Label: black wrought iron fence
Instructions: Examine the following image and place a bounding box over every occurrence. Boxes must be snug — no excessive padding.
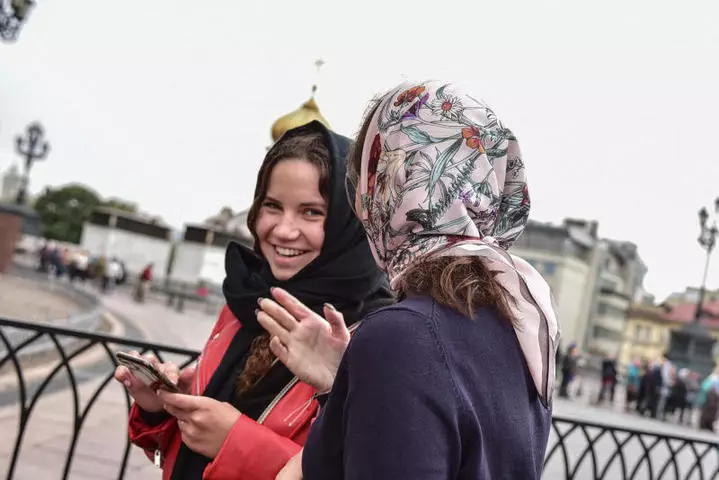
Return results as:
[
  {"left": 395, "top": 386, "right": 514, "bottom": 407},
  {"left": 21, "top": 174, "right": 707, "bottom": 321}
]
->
[
  {"left": 1, "top": 315, "right": 718, "bottom": 479},
  {"left": 0, "top": 316, "right": 199, "bottom": 479},
  {"left": 544, "top": 416, "right": 719, "bottom": 479}
]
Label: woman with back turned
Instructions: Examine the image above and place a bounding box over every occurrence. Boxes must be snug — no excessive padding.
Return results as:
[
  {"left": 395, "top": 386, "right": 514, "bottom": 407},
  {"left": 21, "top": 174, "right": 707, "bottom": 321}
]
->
[{"left": 259, "top": 81, "right": 560, "bottom": 479}]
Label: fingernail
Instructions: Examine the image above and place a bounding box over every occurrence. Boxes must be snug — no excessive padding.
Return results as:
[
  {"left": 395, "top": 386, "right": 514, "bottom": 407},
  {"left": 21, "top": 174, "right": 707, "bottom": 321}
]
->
[
  {"left": 324, "top": 303, "right": 337, "bottom": 311},
  {"left": 257, "top": 297, "right": 264, "bottom": 307},
  {"left": 254, "top": 308, "right": 260, "bottom": 316}
]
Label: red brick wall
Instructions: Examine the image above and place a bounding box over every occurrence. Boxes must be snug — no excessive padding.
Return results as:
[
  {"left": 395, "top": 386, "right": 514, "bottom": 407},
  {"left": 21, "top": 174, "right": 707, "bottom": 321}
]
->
[{"left": 0, "top": 212, "right": 22, "bottom": 273}]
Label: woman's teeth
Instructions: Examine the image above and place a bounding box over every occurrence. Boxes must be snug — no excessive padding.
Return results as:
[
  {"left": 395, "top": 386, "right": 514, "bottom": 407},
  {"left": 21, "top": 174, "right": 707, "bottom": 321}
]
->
[{"left": 275, "top": 246, "right": 305, "bottom": 257}]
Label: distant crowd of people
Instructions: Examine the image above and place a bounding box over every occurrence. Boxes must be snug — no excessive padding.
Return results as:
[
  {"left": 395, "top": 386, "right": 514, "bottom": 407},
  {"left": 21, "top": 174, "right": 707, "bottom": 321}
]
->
[
  {"left": 37, "top": 241, "right": 126, "bottom": 292},
  {"left": 35, "top": 241, "right": 154, "bottom": 300},
  {"left": 558, "top": 344, "right": 719, "bottom": 432}
]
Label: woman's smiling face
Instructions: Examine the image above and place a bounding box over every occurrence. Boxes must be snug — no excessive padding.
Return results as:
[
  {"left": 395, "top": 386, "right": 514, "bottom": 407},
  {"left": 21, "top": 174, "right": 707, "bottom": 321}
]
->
[{"left": 254, "top": 158, "right": 327, "bottom": 280}]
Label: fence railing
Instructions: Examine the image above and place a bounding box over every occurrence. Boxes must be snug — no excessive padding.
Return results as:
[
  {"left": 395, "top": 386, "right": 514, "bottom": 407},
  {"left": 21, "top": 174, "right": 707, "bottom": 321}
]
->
[
  {"left": 0, "top": 315, "right": 717, "bottom": 479},
  {"left": 544, "top": 416, "right": 719, "bottom": 479},
  {"left": 0, "top": 315, "right": 199, "bottom": 480}
]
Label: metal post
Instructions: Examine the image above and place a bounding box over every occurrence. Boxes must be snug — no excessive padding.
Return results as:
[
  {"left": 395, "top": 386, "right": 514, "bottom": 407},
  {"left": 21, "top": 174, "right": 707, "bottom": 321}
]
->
[{"left": 693, "top": 247, "right": 712, "bottom": 323}]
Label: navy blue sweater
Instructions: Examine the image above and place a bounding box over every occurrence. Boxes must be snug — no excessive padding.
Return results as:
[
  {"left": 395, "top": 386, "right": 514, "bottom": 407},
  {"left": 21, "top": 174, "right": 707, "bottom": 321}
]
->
[{"left": 302, "top": 296, "right": 551, "bottom": 479}]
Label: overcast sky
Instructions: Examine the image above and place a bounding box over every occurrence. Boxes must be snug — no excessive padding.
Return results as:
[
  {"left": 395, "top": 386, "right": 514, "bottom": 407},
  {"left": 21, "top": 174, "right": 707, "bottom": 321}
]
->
[{"left": 1, "top": 0, "right": 718, "bottom": 300}]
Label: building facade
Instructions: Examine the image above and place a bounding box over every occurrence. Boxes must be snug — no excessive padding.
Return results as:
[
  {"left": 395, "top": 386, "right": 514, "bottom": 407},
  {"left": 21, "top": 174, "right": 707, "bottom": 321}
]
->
[
  {"left": 0, "top": 164, "right": 22, "bottom": 203},
  {"left": 171, "top": 221, "right": 253, "bottom": 287},
  {"left": 511, "top": 218, "right": 647, "bottom": 356},
  {"left": 80, "top": 207, "right": 174, "bottom": 281},
  {"left": 663, "top": 287, "right": 719, "bottom": 307},
  {"left": 620, "top": 302, "right": 719, "bottom": 368}
]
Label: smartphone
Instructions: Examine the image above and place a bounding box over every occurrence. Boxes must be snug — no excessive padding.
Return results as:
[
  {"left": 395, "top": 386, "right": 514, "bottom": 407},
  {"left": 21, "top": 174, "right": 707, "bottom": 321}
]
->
[{"left": 116, "top": 351, "right": 181, "bottom": 393}]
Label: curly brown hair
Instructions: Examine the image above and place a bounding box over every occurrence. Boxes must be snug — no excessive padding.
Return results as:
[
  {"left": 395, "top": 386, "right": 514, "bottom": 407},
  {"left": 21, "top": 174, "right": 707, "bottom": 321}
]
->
[
  {"left": 348, "top": 100, "right": 515, "bottom": 325},
  {"left": 236, "top": 132, "right": 332, "bottom": 396}
]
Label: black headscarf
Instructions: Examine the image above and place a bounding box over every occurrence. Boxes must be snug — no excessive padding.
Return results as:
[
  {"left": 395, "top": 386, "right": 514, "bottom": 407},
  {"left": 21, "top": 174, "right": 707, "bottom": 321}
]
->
[{"left": 171, "top": 121, "right": 394, "bottom": 479}]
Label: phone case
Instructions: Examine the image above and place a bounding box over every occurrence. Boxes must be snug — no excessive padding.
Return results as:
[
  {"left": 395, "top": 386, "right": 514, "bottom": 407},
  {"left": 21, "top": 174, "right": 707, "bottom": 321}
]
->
[{"left": 116, "top": 353, "right": 181, "bottom": 393}]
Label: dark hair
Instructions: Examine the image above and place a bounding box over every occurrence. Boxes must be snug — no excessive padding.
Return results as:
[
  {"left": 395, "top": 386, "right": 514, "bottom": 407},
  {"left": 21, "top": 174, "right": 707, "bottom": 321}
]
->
[
  {"left": 396, "top": 256, "right": 515, "bottom": 323},
  {"left": 236, "top": 131, "right": 332, "bottom": 396},
  {"left": 350, "top": 99, "right": 515, "bottom": 325}
]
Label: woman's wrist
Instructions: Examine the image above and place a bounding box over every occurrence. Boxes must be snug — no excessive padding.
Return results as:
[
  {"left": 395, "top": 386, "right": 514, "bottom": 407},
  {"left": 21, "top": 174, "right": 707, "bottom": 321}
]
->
[
  {"left": 138, "top": 406, "right": 171, "bottom": 425},
  {"left": 316, "top": 369, "right": 337, "bottom": 394}
]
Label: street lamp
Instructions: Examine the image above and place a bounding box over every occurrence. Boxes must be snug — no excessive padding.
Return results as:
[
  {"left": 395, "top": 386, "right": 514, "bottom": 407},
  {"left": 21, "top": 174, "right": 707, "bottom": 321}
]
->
[
  {"left": 666, "top": 199, "right": 719, "bottom": 377},
  {"left": 0, "top": 0, "right": 36, "bottom": 42},
  {"left": 14, "top": 122, "right": 50, "bottom": 205},
  {"left": 694, "top": 202, "right": 719, "bottom": 322}
]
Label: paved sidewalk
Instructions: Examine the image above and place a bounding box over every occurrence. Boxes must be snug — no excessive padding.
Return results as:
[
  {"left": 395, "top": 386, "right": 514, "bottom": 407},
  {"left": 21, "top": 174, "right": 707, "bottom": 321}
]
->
[
  {"left": 0, "top": 375, "right": 161, "bottom": 479},
  {"left": 0, "top": 286, "right": 216, "bottom": 479},
  {"left": 0, "top": 274, "right": 82, "bottom": 321},
  {"left": 100, "top": 289, "right": 217, "bottom": 350}
]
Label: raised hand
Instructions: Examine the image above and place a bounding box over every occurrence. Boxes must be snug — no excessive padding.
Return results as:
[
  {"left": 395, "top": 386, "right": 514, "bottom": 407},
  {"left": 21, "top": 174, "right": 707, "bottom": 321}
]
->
[{"left": 256, "top": 287, "right": 350, "bottom": 393}]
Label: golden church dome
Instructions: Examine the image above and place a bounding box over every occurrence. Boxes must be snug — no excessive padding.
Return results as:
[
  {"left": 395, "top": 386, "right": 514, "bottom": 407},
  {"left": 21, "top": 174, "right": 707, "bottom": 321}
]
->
[{"left": 270, "top": 91, "right": 330, "bottom": 142}]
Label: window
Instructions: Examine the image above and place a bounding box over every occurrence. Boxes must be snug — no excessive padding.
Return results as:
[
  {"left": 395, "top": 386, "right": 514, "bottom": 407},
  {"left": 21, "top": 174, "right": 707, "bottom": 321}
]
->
[
  {"left": 634, "top": 325, "right": 644, "bottom": 340},
  {"left": 644, "top": 326, "right": 653, "bottom": 342},
  {"left": 593, "top": 326, "right": 623, "bottom": 341},
  {"left": 632, "top": 324, "right": 654, "bottom": 343},
  {"left": 601, "top": 278, "right": 620, "bottom": 291},
  {"left": 597, "top": 302, "right": 626, "bottom": 319}
]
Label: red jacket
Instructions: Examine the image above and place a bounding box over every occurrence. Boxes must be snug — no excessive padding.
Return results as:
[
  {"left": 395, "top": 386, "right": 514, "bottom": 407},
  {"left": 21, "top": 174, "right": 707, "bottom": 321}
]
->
[{"left": 127, "top": 306, "right": 318, "bottom": 479}]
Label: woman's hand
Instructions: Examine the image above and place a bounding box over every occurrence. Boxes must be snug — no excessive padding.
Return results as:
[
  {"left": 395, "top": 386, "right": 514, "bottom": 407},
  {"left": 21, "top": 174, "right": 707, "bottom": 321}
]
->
[
  {"left": 158, "top": 391, "right": 240, "bottom": 459},
  {"left": 276, "top": 449, "right": 303, "bottom": 479},
  {"left": 256, "top": 287, "right": 350, "bottom": 393},
  {"left": 114, "top": 351, "right": 195, "bottom": 412}
]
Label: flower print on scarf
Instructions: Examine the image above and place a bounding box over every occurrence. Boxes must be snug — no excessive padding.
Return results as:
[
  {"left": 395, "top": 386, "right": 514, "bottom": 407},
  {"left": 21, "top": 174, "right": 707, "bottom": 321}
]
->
[
  {"left": 366, "top": 134, "right": 382, "bottom": 202},
  {"left": 402, "top": 93, "right": 430, "bottom": 120},
  {"left": 428, "top": 88, "right": 463, "bottom": 121},
  {"left": 357, "top": 80, "right": 560, "bottom": 407},
  {"left": 394, "top": 85, "right": 426, "bottom": 107},
  {"left": 521, "top": 185, "right": 530, "bottom": 207},
  {"left": 461, "top": 126, "right": 486, "bottom": 153},
  {"left": 375, "top": 149, "right": 408, "bottom": 208}
]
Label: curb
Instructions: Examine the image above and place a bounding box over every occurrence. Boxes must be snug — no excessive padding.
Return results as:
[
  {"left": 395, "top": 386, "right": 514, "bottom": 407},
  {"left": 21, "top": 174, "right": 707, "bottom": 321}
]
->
[{"left": 0, "top": 311, "right": 127, "bottom": 392}]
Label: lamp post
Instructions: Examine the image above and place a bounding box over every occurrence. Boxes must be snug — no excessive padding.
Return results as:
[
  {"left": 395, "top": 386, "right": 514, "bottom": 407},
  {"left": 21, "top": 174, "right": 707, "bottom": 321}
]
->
[
  {"left": 14, "top": 122, "right": 50, "bottom": 205},
  {"left": 666, "top": 199, "right": 719, "bottom": 378},
  {"left": 0, "top": 0, "right": 36, "bottom": 42},
  {"left": 694, "top": 201, "right": 719, "bottom": 322}
]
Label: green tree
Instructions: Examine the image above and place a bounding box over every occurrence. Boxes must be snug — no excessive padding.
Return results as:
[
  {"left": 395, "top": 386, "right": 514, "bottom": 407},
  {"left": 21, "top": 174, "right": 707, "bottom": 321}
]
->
[
  {"left": 101, "top": 197, "right": 138, "bottom": 213},
  {"left": 33, "top": 184, "right": 101, "bottom": 244},
  {"left": 33, "top": 184, "right": 141, "bottom": 244}
]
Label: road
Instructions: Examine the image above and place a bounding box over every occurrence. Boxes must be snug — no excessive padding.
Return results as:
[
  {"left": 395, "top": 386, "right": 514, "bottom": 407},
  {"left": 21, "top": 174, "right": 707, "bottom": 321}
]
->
[{"left": 99, "top": 287, "right": 217, "bottom": 350}]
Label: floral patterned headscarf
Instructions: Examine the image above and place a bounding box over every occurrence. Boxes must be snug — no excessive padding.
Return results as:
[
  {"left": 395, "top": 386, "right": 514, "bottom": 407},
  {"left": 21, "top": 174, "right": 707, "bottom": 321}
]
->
[{"left": 357, "top": 80, "right": 560, "bottom": 404}]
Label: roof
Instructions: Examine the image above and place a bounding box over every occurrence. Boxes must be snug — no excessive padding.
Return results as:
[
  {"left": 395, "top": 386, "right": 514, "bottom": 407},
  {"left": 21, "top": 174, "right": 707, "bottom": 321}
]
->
[
  {"left": 660, "top": 301, "right": 719, "bottom": 330},
  {"left": 92, "top": 206, "right": 170, "bottom": 227},
  {"left": 628, "top": 301, "right": 719, "bottom": 329}
]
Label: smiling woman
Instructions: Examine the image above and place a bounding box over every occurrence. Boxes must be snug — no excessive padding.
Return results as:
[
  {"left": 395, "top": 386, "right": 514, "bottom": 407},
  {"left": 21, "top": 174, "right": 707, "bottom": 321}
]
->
[{"left": 116, "top": 120, "right": 394, "bottom": 480}]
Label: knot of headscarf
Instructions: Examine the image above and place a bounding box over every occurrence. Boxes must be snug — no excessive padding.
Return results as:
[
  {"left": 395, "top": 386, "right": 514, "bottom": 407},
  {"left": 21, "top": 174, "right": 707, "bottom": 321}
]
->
[{"left": 357, "top": 80, "right": 560, "bottom": 404}]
